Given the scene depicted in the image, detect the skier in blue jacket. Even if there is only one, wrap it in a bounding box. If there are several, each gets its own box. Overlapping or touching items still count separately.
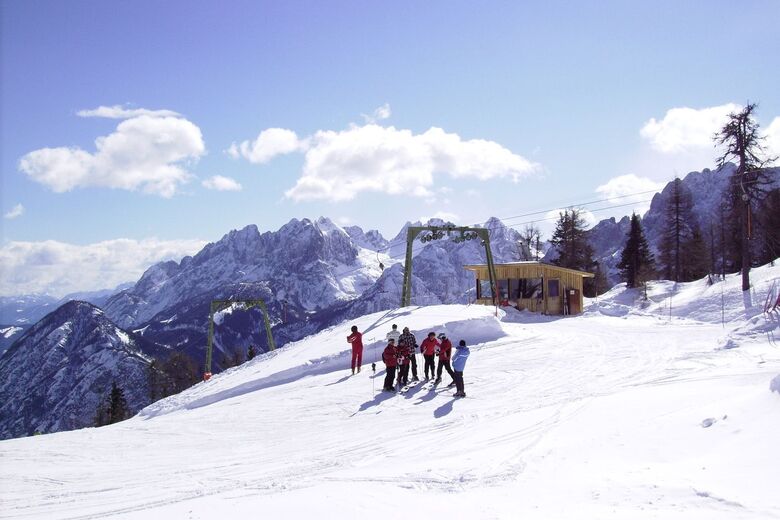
[451,340,470,397]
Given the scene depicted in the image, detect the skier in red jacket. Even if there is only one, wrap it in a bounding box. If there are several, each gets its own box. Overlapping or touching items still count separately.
[381,339,398,392]
[435,333,455,385]
[346,325,363,375]
[419,332,440,380]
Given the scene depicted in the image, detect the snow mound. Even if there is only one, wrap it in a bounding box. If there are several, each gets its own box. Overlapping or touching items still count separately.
[588,260,780,325]
[140,304,505,418]
[499,305,559,323]
[771,374,780,394]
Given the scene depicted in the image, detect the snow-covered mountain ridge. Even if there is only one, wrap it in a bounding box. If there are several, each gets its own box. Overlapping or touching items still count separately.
[3,164,778,441]
[585,164,780,285]
[1,262,778,519]
[102,217,385,329]
[0,301,165,439]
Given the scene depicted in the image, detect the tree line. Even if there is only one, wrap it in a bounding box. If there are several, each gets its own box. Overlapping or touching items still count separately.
[94,345,259,427]
[547,103,777,294]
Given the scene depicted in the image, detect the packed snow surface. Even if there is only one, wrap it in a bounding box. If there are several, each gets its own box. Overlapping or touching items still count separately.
[2,263,779,519]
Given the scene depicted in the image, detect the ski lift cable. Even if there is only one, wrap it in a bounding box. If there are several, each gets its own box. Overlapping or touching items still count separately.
[326,197,657,286]
[309,174,776,287]
[368,175,770,258]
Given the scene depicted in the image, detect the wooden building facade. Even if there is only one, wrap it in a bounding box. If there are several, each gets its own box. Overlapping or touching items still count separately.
[464,261,594,315]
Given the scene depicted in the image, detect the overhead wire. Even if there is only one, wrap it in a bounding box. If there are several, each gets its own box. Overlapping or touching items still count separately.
[280,172,778,295]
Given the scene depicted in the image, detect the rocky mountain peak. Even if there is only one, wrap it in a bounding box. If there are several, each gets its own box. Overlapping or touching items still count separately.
[0,300,156,439]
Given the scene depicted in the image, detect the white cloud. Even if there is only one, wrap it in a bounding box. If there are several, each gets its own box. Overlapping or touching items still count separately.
[361,103,392,124]
[235,123,538,202]
[595,174,665,215]
[77,105,181,119]
[0,238,207,297]
[419,211,460,223]
[763,117,780,162]
[633,104,779,178]
[202,175,242,191]
[227,128,304,163]
[19,113,205,197]
[640,103,741,153]
[3,203,24,220]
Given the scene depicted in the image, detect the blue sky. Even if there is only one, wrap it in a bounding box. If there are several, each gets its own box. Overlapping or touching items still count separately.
[2,0,779,296]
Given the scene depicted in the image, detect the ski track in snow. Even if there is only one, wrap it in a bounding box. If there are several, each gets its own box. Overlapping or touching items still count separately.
[2,264,780,519]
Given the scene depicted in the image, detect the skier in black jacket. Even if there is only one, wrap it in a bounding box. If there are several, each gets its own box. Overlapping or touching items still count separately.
[398,327,419,382]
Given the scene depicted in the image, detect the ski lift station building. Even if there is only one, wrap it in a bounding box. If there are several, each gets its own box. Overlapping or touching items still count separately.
[464,261,594,315]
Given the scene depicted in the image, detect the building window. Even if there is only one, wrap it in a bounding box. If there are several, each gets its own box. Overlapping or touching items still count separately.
[510,278,542,298]
[479,279,493,298]
[509,279,520,298]
[497,279,509,299]
[548,279,560,298]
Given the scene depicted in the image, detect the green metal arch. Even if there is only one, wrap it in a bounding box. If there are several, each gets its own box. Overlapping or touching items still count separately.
[205,298,276,376]
[401,225,498,307]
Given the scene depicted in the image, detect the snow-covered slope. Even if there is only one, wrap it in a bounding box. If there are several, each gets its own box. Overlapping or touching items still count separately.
[590,261,780,325]
[0,325,28,357]
[2,263,778,519]
[343,225,389,251]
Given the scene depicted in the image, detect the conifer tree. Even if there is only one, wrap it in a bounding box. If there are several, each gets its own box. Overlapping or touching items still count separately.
[94,399,110,427]
[715,103,777,290]
[550,209,594,270]
[94,381,129,426]
[549,208,597,296]
[754,188,780,266]
[591,261,609,296]
[161,351,199,395]
[617,213,654,289]
[108,382,128,424]
[658,177,696,282]
[147,359,166,402]
[681,225,708,281]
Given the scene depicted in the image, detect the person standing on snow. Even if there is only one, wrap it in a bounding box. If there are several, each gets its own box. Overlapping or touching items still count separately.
[398,327,419,382]
[346,325,364,375]
[396,336,412,386]
[451,340,470,397]
[435,333,455,386]
[381,338,399,392]
[419,332,440,380]
[386,323,401,345]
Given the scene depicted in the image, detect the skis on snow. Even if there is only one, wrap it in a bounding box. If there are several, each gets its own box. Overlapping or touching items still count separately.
[398,379,422,394]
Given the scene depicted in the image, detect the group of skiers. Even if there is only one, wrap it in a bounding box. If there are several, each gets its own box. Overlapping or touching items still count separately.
[346,323,470,398]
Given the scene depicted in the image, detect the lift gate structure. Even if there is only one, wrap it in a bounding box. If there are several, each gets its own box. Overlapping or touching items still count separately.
[400,225,499,307]
[204,298,276,379]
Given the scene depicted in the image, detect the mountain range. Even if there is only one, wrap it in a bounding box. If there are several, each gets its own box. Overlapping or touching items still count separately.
[0,301,166,439]
[2,163,777,439]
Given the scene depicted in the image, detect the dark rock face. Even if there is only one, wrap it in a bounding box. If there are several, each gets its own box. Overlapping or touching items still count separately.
[103,218,366,329]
